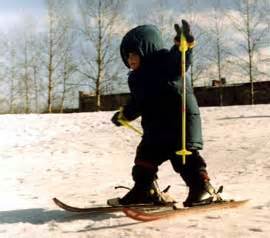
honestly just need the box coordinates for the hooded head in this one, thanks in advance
[120,25,164,69]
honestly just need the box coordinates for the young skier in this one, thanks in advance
[108,20,217,207]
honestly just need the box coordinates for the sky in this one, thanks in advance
[0,0,45,31]
[0,0,245,32]
[0,0,238,31]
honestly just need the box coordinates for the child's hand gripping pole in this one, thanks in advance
[175,33,192,164]
[118,107,143,136]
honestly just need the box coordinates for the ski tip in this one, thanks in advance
[52,197,64,207]
[53,197,62,204]
[123,207,164,222]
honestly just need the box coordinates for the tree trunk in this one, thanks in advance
[47,3,54,113]
[60,59,68,113]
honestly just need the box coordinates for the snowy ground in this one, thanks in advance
[0,104,270,238]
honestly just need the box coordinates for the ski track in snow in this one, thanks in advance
[0,105,270,238]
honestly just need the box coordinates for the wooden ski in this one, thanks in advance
[53,197,173,213]
[123,199,249,222]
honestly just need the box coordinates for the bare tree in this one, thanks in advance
[207,1,231,105]
[181,0,213,86]
[14,15,46,113]
[29,31,43,113]
[44,0,74,113]
[0,17,37,114]
[59,48,77,113]
[21,29,32,113]
[0,36,10,113]
[3,40,18,113]
[208,4,226,82]
[32,53,41,113]
[77,0,126,111]
[228,0,269,104]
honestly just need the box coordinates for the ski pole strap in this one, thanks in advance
[187,41,195,49]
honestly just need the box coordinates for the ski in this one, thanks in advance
[123,199,249,222]
[53,197,173,213]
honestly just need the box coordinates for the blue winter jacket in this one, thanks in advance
[120,25,203,150]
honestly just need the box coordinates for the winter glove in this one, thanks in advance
[111,109,129,127]
[174,19,195,46]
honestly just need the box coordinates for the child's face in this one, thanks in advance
[127,52,141,70]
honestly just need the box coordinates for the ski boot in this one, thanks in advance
[183,172,222,207]
[107,181,175,206]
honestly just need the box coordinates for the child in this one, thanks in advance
[108,20,217,207]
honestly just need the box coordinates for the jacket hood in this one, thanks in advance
[120,25,164,68]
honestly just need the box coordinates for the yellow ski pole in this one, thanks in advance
[118,119,143,136]
[118,107,143,136]
[176,32,192,164]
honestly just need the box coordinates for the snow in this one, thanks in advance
[0,104,270,238]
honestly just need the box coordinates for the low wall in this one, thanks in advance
[79,81,270,112]
[79,92,130,112]
[194,81,270,106]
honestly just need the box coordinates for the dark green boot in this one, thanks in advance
[107,181,175,206]
[183,179,216,207]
